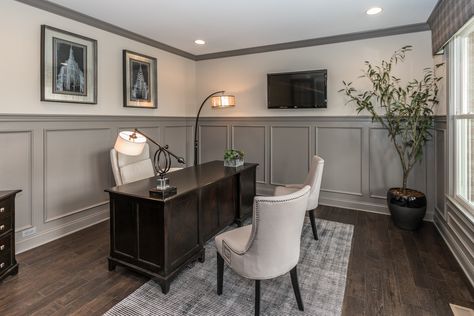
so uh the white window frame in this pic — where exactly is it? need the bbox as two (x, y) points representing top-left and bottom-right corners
(449, 18), (474, 216)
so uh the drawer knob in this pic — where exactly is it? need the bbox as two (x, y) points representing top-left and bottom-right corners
(0, 207), (4, 213)
(0, 245), (4, 251)
(0, 225), (4, 231)
(0, 263), (4, 269)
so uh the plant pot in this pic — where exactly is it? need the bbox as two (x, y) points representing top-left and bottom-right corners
(387, 188), (426, 230)
(224, 159), (244, 168)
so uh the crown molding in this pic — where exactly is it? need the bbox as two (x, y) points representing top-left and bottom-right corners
(16, 0), (430, 61)
(15, 0), (197, 60)
(196, 23), (430, 60)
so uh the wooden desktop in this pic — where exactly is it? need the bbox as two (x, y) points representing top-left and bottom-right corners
(105, 161), (257, 293)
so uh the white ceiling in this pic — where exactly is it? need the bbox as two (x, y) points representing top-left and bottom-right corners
(48, 0), (438, 55)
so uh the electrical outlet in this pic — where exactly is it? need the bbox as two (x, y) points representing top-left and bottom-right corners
(22, 227), (36, 237)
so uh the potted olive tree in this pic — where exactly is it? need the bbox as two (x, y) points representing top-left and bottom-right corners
(340, 46), (442, 230)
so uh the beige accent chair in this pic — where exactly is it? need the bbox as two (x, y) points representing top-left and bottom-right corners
(215, 186), (310, 316)
(274, 155), (324, 240)
(110, 143), (155, 186)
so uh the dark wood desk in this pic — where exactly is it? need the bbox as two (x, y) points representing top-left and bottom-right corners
(105, 161), (257, 293)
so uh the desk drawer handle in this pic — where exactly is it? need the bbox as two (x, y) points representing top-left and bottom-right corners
(0, 207), (4, 213)
(0, 245), (4, 251)
(0, 263), (4, 269)
(0, 225), (4, 231)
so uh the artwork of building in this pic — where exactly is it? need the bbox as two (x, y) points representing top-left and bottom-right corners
(56, 46), (85, 93)
(131, 64), (149, 100)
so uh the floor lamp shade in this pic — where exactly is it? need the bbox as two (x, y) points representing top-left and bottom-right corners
(211, 95), (236, 108)
(114, 131), (147, 156)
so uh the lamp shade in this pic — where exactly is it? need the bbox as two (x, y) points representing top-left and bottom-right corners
(114, 131), (146, 156)
(210, 95), (235, 108)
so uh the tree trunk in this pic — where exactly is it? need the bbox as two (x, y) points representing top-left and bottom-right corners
(402, 172), (408, 193)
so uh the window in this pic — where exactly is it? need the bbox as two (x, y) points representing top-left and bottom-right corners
(451, 18), (474, 214)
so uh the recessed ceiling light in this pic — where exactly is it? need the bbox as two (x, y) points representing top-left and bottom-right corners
(194, 39), (206, 45)
(366, 7), (383, 15)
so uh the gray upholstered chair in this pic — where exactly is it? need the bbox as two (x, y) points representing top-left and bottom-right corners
(274, 155), (324, 240)
(215, 186), (310, 316)
(110, 143), (155, 186)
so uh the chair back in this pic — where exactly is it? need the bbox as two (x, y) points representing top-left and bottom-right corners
(110, 143), (154, 186)
(245, 186), (310, 278)
(303, 155), (324, 210)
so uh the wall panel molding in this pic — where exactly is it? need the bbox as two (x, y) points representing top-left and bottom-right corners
(43, 127), (112, 223)
(0, 130), (34, 232)
(270, 126), (311, 186)
(231, 125), (266, 183)
(316, 126), (363, 196)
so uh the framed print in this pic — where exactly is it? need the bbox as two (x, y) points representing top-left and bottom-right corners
(41, 25), (97, 104)
(123, 50), (157, 108)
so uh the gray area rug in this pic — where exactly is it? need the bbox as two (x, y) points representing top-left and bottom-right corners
(105, 218), (354, 316)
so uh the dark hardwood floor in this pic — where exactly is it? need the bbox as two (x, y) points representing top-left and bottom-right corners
(0, 206), (473, 315)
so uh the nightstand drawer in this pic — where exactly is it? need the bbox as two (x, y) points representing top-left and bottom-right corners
(0, 214), (11, 235)
(0, 234), (12, 255)
(0, 190), (20, 282)
(0, 252), (12, 274)
(0, 198), (11, 220)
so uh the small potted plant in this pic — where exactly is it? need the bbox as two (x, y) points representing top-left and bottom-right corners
(224, 149), (244, 167)
(340, 45), (442, 230)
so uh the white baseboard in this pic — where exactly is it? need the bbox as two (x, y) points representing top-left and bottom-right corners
(15, 208), (109, 254)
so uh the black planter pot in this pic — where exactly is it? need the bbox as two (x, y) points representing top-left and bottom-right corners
(387, 188), (426, 230)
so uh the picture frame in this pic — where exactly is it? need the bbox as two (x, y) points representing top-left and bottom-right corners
(123, 50), (157, 108)
(41, 25), (97, 104)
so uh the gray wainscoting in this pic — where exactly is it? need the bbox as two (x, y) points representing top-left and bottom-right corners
(0, 114), (439, 255)
(198, 116), (436, 219)
(0, 115), (192, 253)
(432, 117), (474, 286)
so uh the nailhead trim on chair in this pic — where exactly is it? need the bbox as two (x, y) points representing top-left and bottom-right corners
(221, 188), (310, 262)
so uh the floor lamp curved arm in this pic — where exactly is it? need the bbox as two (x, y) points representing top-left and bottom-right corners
(194, 90), (225, 165)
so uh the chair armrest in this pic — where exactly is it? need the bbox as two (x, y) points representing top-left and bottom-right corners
(274, 185), (299, 196)
(285, 184), (304, 189)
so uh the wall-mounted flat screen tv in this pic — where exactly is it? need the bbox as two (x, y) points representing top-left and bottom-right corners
(267, 69), (327, 109)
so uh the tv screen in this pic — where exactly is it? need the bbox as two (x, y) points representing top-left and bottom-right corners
(267, 70), (327, 109)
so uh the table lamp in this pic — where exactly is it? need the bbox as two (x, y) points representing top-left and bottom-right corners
(194, 91), (235, 165)
(114, 128), (185, 197)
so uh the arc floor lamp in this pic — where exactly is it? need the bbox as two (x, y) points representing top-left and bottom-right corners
(194, 91), (235, 165)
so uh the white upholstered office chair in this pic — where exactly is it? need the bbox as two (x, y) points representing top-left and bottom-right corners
(215, 186), (310, 316)
(274, 155), (324, 240)
(110, 143), (155, 186)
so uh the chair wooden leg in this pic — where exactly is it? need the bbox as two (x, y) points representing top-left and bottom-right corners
(309, 209), (319, 240)
(290, 266), (304, 311)
(217, 252), (224, 295)
(255, 280), (261, 316)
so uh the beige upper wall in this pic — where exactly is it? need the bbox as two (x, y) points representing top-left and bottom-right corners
(196, 31), (447, 117)
(0, 1), (444, 118)
(0, 0), (196, 117)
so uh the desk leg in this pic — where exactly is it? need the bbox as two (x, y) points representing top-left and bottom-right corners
(161, 281), (170, 294)
(198, 248), (206, 263)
